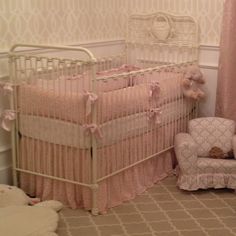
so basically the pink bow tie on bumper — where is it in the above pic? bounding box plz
[1,110,16,131]
[0,83,13,95]
[147,108,162,124]
[149,82,161,99]
[84,91,98,116]
[83,124,103,139]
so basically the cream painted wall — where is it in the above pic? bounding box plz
[0,0,224,184]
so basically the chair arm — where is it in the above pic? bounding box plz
[232,135,236,159]
[174,133,198,174]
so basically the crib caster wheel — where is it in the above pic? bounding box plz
[91,208,99,216]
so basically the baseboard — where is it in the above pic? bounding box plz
[200,44,220,51]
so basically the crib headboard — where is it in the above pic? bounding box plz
[126,12,199,66]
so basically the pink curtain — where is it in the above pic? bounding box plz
[215,0,236,120]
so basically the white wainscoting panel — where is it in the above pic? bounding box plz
[199,45,219,117]
[0,146,12,184]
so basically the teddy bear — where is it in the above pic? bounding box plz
[209,146,235,159]
[0,184,63,236]
[181,65,205,100]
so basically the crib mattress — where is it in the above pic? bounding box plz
[19,99,195,149]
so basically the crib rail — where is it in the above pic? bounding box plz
[10,44,97,62]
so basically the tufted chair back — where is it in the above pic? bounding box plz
[189,117,235,157]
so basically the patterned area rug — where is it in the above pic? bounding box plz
[57,176,236,236]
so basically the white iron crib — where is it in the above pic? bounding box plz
[6,12,201,214]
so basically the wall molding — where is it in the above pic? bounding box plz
[199,64,219,70]
[0,164,11,172]
[0,75,9,80]
[0,50,8,59]
[200,44,220,51]
[0,144,11,153]
[199,44,219,70]
[0,39,219,58]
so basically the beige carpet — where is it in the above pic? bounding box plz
[57,176,236,236]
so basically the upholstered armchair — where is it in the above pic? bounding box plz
[175,117,236,190]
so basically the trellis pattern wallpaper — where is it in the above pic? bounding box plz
[0,0,128,49]
[0,0,224,50]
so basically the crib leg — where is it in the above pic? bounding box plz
[11,127,18,186]
[92,207,99,216]
[91,184,99,216]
